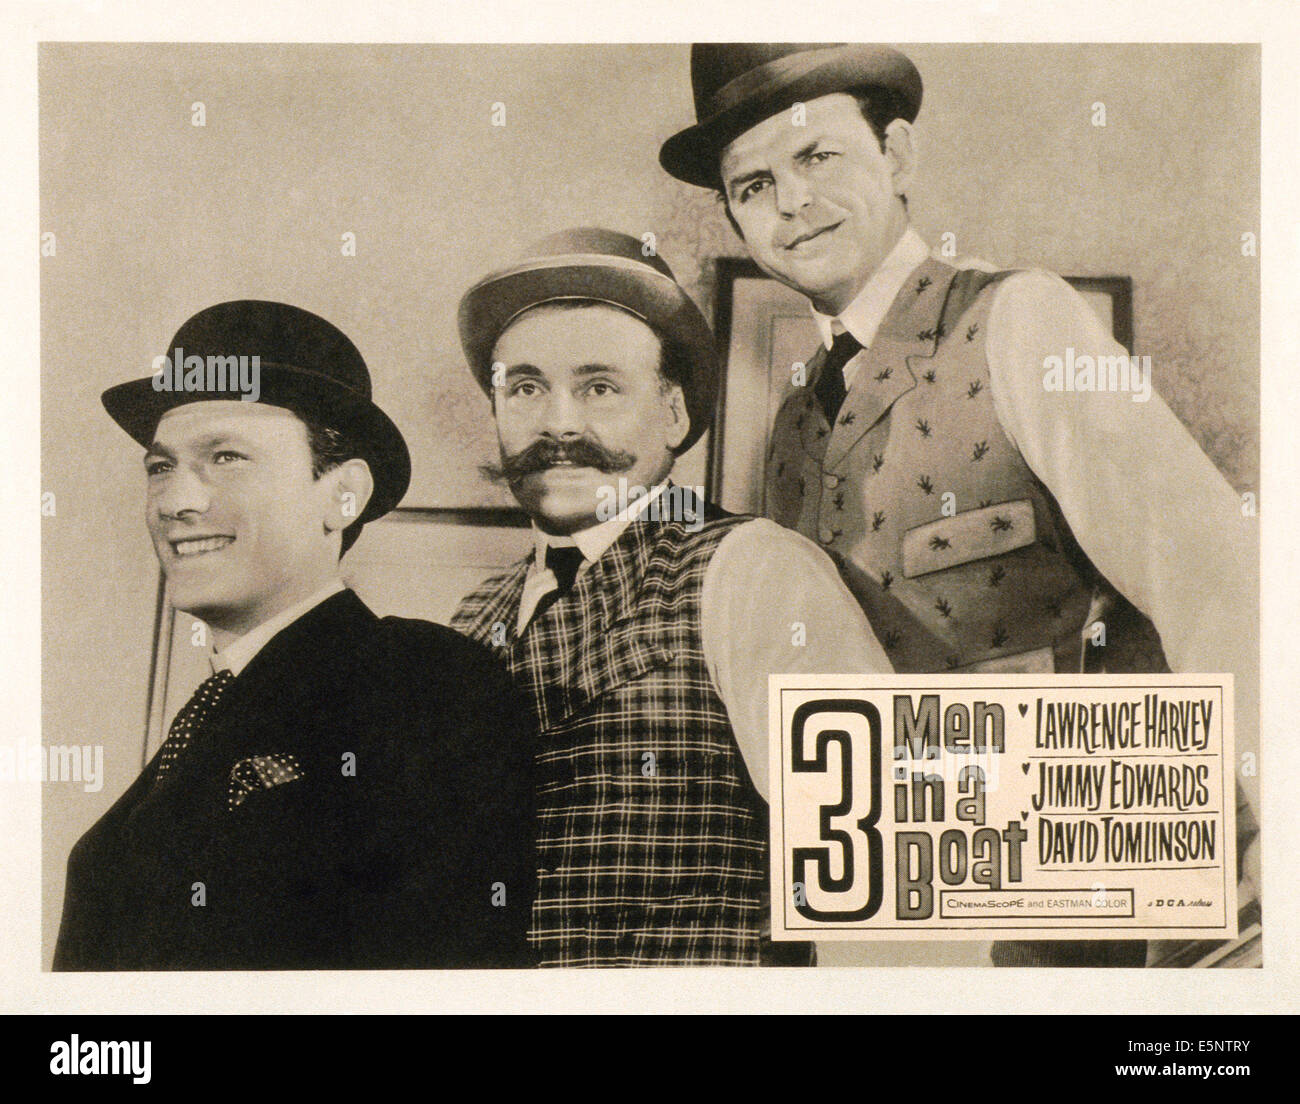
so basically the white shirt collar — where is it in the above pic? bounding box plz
[209,578,347,677]
[811,226,932,351]
[530,482,669,571]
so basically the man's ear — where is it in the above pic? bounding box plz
[662,383,690,452]
[883,119,917,197]
[323,458,375,536]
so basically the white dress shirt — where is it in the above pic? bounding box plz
[521,483,892,800]
[209,579,347,677]
[984,267,1259,814]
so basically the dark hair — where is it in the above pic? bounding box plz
[291,409,366,556]
[848,89,897,149]
[654,338,697,456]
[718,89,904,239]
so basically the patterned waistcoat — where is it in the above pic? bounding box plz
[452,506,773,967]
[766,257,1164,675]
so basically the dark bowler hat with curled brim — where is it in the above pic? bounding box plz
[457,227,719,454]
[659,42,923,189]
[101,299,411,524]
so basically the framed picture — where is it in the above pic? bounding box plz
[707,258,1134,516]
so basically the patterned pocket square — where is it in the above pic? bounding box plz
[227,754,304,811]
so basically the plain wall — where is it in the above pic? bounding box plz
[40,43,1259,966]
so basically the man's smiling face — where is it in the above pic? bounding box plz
[721,93,911,315]
[144,401,342,642]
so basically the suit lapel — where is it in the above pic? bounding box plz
[574,513,671,707]
[575,518,654,634]
[524,481,689,644]
[807,257,958,471]
[792,344,832,463]
[165,590,378,799]
[521,507,675,729]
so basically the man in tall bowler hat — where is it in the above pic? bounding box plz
[660,44,1259,966]
[55,299,536,970]
[452,228,891,967]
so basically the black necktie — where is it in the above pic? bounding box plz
[529,544,586,624]
[154,668,235,780]
[814,329,863,425]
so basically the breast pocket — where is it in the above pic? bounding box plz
[901,499,1037,578]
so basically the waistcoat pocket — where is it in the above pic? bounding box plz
[902,499,1036,577]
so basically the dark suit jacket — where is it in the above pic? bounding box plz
[54,589,536,970]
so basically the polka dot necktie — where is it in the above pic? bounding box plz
[155,668,235,779]
[814,328,863,425]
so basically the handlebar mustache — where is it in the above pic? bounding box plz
[480,436,637,482]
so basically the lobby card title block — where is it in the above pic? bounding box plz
[769,675,1236,940]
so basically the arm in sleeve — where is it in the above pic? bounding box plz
[52,835,113,970]
[430,654,538,967]
[342,629,537,969]
[986,269,1259,817]
[700,519,893,802]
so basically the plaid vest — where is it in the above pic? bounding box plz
[767,259,1167,676]
[452,506,772,967]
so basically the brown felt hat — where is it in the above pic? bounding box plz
[458,228,719,453]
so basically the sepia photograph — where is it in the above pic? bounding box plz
[35,37,1262,974]
[2,1,1295,1048]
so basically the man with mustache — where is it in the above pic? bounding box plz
[659,44,1259,965]
[452,228,890,967]
[55,299,535,970]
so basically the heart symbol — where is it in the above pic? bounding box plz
[1021,811,1028,821]
[1022,762,1031,774]
[1018,703,1029,717]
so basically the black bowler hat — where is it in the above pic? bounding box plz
[102,300,411,524]
[458,227,719,454]
[659,43,923,189]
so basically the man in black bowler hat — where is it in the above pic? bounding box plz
[660,44,1259,967]
[54,299,536,970]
